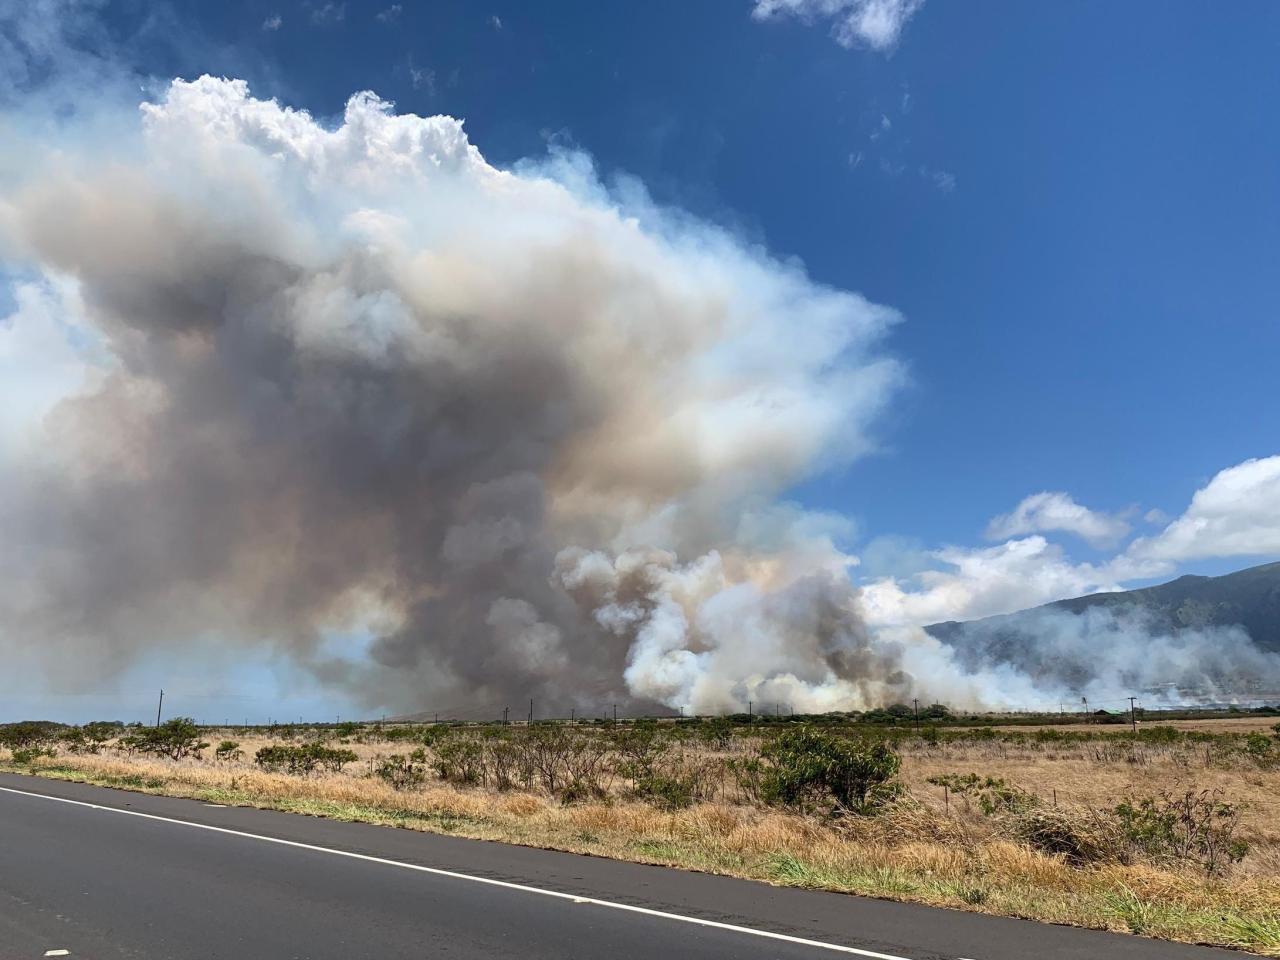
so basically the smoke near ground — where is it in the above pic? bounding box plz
[3,75,1279,717]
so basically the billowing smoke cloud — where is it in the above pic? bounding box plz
[3,74,1278,718]
[0,76,915,715]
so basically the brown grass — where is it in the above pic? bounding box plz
[6,728,1280,955]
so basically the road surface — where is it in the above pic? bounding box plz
[0,772,1251,959]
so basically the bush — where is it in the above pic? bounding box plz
[614,720,670,790]
[760,727,901,814]
[382,726,423,743]
[698,717,735,750]
[927,773,1038,815]
[1012,808,1115,866]
[119,718,208,760]
[11,746,57,764]
[254,742,357,775]
[0,721,63,750]
[433,736,485,785]
[375,750,429,790]
[632,771,697,809]
[215,740,243,762]
[1112,789,1248,875]
[1243,732,1274,764]
[57,721,120,755]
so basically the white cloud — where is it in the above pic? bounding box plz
[1127,456,1280,563]
[864,455,1280,632]
[376,5,402,24]
[986,491,1131,548]
[489,14,503,30]
[752,0,925,52]
[309,3,345,26]
[920,166,956,192]
[860,536,1119,627]
[408,64,435,94]
[262,14,283,31]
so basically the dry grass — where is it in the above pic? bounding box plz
[6,727,1280,955]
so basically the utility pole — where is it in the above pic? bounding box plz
[1129,696,1139,734]
[748,700,753,718]
[612,704,617,725]
[503,706,509,725]
[913,698,919,731]
[155,689,164,727]
[434,712,438,724]
[529,699,534,725]
[570,707,575,723]
[1081,696,1089,723]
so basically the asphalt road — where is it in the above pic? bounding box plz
[0,772,1252,960]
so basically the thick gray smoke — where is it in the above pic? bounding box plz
[3,77,1278,717]
[0,77,912,715]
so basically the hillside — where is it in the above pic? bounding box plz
[924,561,1280,697]
[927,560,1280,651]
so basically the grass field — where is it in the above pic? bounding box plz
[5,715,1280,954]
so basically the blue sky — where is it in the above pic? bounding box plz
[2,0,1279,722]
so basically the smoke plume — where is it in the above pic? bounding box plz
[4,77,1279,717]
[0,77,912,715]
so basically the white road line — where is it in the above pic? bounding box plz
[0,784,914,960]
[43,950,71,957]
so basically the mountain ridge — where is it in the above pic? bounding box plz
[926,560,1280,651]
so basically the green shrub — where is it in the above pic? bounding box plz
[614,720,669,783]
[375,750,429,790]
[1113,789,1247,875]
[433,737,485,785]
[382,726,422,743]
[1137,725,1182,745]
[927,772,1038,815]
[254,742,357,775]
[760,727,901,814]
[119,718,208,760]
[11,746,56,764]
[1243,732,1273,763]
[632,772,698,810]
[0,721,63,749]
[215,740,243,762]
[698,716,735,750]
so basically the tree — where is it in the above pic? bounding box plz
[120,717,208,760]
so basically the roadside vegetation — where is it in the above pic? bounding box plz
[5,710,1280,954]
